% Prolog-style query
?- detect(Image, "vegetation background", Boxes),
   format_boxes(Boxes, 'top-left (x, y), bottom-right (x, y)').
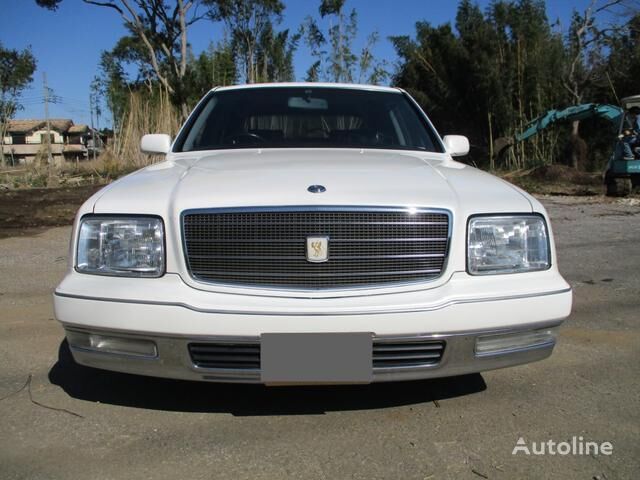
top-left (2, 0), bottom-right (639, 189)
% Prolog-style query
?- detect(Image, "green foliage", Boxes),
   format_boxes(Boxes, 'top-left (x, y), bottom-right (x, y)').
top-left (185, 39), bottom-right (238, 104)
top-left (596, 13), bottom-right (640, 100)
top-left (98, 49), bottom-right (131, 132)
top-left (34, 0), bottom-right (61, 9)
top-left (0, 42), bottom-right (37, 166)
top-left (304, 0), bottom-right (388, 84)
top-left (319, 0), bottom-right (346, 17)
top-left (393, 0), bottom-right (639, 171)
top-left (255, 23), bottom-right (301, 82)
top-left (393, 0), bottom-right (576, 169)
top-left (205, 0), bottom-right (291, 83)
top-left (0, 43), bottom-right (37, 122)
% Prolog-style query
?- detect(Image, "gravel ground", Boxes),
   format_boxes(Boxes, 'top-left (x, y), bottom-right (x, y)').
top-left (0, 195), bottom-right (638, 480)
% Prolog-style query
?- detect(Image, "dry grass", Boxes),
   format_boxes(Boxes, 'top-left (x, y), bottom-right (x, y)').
top-left (107, 87), bottom-right (181, 169)
top-left (1, 88), bottom-right (181, 190)
top-left (499, 164), bottom-right (604, 196)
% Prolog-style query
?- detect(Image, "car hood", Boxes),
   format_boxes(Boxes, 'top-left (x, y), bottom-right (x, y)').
top-left (92, 149), bottom-right (533, 216)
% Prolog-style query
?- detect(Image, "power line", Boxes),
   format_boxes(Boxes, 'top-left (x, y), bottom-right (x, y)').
top-left (43, 72), bottom-right (53, 166)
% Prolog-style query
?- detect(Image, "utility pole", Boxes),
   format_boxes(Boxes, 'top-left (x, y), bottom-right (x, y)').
top-left (42, 72), bottom-right (53, 167)
top-left (95, 92), bottom-right (101, 156)
top-left (89, 93), bottom-right (96, 161)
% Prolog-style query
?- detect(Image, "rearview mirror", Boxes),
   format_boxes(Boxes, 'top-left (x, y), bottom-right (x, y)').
top-left (443, 135), bottom-right (470, 157)
top-left (141, 134), bottom-right (171, 154)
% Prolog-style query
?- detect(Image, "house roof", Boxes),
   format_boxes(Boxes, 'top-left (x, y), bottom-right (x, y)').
top-left (6, 119), bottom-right (74, 134)
top-left (68, 124), bottom-right (89, 134)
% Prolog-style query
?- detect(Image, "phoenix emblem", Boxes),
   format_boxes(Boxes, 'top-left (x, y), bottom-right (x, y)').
top-left (306, 236), bottom-right (329, 263)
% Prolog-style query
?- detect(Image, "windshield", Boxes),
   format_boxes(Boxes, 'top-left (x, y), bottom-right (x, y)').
top-left (174, 87), bottom-right (443, 153)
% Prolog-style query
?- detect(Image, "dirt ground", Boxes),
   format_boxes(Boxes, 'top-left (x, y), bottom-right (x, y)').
top-left (0, 185), bottom-right (104, 238)
top-left (0, 189), bottom-right (638, 479)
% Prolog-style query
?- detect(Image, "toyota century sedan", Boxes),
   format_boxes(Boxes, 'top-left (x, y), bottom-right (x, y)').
top-left (54, 83), bottom-right (572, 384)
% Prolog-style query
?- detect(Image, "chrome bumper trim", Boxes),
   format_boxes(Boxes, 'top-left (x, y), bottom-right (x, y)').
top-left (54, 287), bottom-right (571, 317)
top-left (63, 324), bottom-right (561, 384)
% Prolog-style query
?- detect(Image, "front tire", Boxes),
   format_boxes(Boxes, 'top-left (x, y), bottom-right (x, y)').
top-left (606, 177), bottom-right (632, 197)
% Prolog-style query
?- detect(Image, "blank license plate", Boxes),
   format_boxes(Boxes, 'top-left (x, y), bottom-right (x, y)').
top-left (261, 332), bottom-right (373, 384)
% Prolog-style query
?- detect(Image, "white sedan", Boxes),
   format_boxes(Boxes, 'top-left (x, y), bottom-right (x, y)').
top-left (54, 83), bottom-right (572, 384)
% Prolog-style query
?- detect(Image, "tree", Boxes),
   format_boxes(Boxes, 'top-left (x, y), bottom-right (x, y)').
top-left (562, 0), bottom-right (635, 168)
top-left (0, 43), bottom-right (37, 167)
top-left (321, 0), bottom-right (356, 82)
top-left (185, 39), bottom-right (238, 104)
top-left (392, 0), bottom-right (567, 169)
top-left (37, 0), bottom-right (207, 118)
top-left (98, 49), bottom-right (130, 132)
top-left (205, 0), bottom-right (286, 84)
top-left (600, 12), bottom-right (640, 99)
top-left (303, 0), bottom-right (388, 84)
top-left (255, 22), bottom-right (301, 82)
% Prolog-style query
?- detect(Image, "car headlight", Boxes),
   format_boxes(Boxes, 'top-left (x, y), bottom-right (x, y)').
top-left (76, 216), bottom-right (164, 277)
top-left (467, 215), bottom-right (550, 275)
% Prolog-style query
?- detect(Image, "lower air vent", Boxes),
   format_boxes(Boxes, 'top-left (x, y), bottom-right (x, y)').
top-left (373, 340), bottom-right (445, 368)
top-left (189, 339), bottom-right (445, 372)
top-left (189, 342), bottom-right (260, 370)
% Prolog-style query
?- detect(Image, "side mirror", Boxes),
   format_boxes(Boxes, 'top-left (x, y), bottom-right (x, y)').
top-left (140, 134), bottom-right (171, 154)
top-left (443, 135), bottom-right (470, 157)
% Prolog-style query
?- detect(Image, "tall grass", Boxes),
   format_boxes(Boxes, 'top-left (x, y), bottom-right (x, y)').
top-left (103, 87), bottom-right (182, 169)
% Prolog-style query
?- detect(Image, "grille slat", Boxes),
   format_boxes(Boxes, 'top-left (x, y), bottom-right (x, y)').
top-left (188, 253), bottom-right (446, 260)
top-left (373, 352), bottom-right (442, 361)
top-left (192, 354), bottom-right (259, 362)
top-left (373, 340), bottom-right (445, 368)
top-left (185, 237), bottom-right (449, 243)
top-left (183, 208), bottom-right (450, 289)
top-left (187, 268), bottom-right (442, 278)
top-left (374, 344), bottom-right (444, 352)
top-left (189, 346), bottom-right (259, 354)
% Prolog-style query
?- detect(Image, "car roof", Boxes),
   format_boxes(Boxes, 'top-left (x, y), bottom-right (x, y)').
top-left (621, 95), bottom-right (640, 109)
top-left (210, 82), bottom-right (403, 94)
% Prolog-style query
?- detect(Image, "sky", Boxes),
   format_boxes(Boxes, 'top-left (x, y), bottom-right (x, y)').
top-left (1, 0), bottom-right (599, 128)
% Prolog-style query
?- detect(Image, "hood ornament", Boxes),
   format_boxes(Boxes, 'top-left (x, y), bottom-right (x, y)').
top-left (307, 185), bottom-right (326, 193)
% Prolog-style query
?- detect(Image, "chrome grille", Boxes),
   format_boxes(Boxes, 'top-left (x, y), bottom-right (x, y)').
top-left (189, 343), bottom-right (260, 370)
top-left (373, 340), bottom-right (445, 368)
top-left (182, 207), bottom-right (450, 289)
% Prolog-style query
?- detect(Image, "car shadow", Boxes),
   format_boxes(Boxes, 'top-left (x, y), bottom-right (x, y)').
top-left (49, 340), bottom-right (487, 416)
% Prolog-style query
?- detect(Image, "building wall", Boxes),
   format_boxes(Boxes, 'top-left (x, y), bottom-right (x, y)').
top-left (2, 143), bottom-right (65, 166)
top-left (2, 129), bottom-right (64, 145)
top-left (26, 129), bottom-right (65, 144)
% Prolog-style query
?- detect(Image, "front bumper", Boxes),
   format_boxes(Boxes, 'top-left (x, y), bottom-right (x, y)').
top-left (62, 324), bottom-right (560, 383)
top-left (54, 270), bottom-right (572, 383)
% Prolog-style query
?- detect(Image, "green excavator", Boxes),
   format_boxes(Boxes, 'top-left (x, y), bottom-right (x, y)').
top-left (495, 95), bottom-right (640, 196)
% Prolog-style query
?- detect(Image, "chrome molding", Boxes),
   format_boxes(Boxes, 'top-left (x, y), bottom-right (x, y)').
top-left (62, 319), bottom-right (563, 341)
top-left (54, 287), bottom-right (571, 317)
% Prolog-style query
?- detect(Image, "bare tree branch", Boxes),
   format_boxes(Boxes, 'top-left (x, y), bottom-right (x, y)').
top-left (82, 0), bottom-right (124, 15)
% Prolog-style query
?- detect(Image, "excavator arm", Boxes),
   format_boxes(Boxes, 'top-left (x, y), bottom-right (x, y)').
top-left (494, 103), bottom-right (624, 156)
